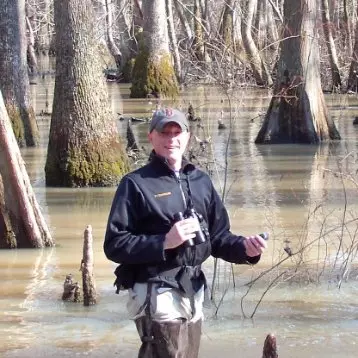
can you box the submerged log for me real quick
[81,225,97,306]
[262,334,278,358]
[62,274,81,302]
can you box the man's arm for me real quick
[208,185,267,264]
[104,176,167,265]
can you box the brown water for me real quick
[1,78,358,357]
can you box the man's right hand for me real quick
[164,218,199,249]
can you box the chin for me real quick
[165,152,181,162]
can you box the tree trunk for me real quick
[193,0,206,62]
[35,0,53,54]
[232,2,248,64]
[347,3,358,92]
[166,0,182,82]
[241,0,273,86]
[260,0,280,54]
[116,0,136,76]
[130,0,179,98]
[105,0,122,69]
[0,0,39,147]
[255,0,341,144]
[81,225,97,306]
[174,0,193,42]
[25,4,38,74]
[46,0,129,187]
[321,0,342,92]
[220,0,235,55]
[0,90,53,248]
[341,0,352,53]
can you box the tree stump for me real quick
[62,274,81,302]
[126,119,139,151]
[81,225,97,306]
[262,334,278,358]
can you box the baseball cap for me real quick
[149,108,189,133]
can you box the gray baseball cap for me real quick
[149,108,189,133]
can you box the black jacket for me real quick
[104,153,259,289]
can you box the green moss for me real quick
[25,106,40,146]
[130,51,179,98]
[122,58,136,83]
[45,139,130,187]
[4,230,17,248]
[6,104,25,147]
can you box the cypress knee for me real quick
[81,225,97,306]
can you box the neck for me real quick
[168,158,182,171]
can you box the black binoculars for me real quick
[173,208,209,247]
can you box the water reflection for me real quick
[1,82,358,357]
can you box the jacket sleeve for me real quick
[208,183,260,265]
[103,176,167,265]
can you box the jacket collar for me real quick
[148,151,195,174]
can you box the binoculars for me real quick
[173,208,209,247]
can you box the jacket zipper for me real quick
[176,172,195,265]
[177,174,187,211]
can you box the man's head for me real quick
[149,108,189,133]
[148,108,191,169]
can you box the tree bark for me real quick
[321,0,342,91]
[46,0,129,187]
[0,0,39,147]
[116,0,136,73]
[193,0,206,62]
[241,0,273,86]
[81,225,97,306]
[105,0,122,68]
[25,4,38,74]
[220,0,235,55]
[255,0,341,144]
[34,0,53,54]
[174,0,193,42]
[130,0,178,98]
[347,2,358,92]
[0,90,54,248]
[62,274,81,302]
[262,333,278,358]
[166,0,182,82]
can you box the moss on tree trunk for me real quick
[130,51,178,98]
[6,104,25,147]
[130,0,179,98]
[46,0,129,187]
[46,137,129,187]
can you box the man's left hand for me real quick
[243,235,267,257]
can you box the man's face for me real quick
[148,122,190,165]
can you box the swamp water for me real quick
[1,80,358,357]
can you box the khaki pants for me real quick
[127,283,205,357]
[127,283,205,322]
[135,316,202,358]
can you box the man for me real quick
[104,108,267,358]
